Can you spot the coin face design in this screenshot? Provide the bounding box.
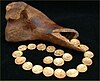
[37,43,46,51]
[82,57,93,66]
[53,58,64,66]
[66,69,79,78]
[54,68,66,79]
[54,49,64,56]
[43,67,54,77]
[43,56,53,64]
[70,39,80,47]
[22,62,33,70]
[80,44,89,51]
[18,45,27,51]
[84,51,94,58]
[28,43,36,50]
[46,46,56,53]
[76,64,88,72]
[15,57,26,65]
[32,65,43,74]
[62,53,73,61]
[12,50,23,58]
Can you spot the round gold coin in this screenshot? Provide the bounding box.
[70,39,80,47]
[84,51,94,58]
[22,62,33,70]
[62,53,73,62]
[54,49,64,56]
[53,58,64,66]
[43,67,54,77]
[54,68,66,79]
[15,57,26,65]
[66,69,79,78]
[28,43,36,50]
[12,50,23,58]
[46,46,56,53]
[18,45,27,51]
[79,44,89,51]
[43,56,53,64]
[32,65,43,74]
[82,57,93,66]
[76,64,88,72]
[37,43,46,51]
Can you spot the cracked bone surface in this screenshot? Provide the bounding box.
[5,2,85,52]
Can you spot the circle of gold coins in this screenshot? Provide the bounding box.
[12,38,94,79]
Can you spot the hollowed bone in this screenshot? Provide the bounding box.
[5,2,85,52]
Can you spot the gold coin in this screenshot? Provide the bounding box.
[53,58,64,66]
[76,64,88,72]
[54,49,64,56]
[62,53,73,62]
[28,43,36,50]
[15,57,26,65]
[66,69,79,78]
[12,50,23,58]
[22,62,33,70]
[84,51,94,58]
[18,45,27,51]
[43,67,54,77]
[32,65,43,74]
[37,43,46,51]
[80,44,89,51]
[43,56,53,64]
[70,39,80,47]
[54,68,66,79]
[46,46,56,53]
[82,57,93,66]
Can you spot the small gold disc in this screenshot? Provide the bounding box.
[43,56,53,64]
[66,69,79,78]
[12,50,23,58]
[82,57,93,66]
[84,51,94,58]
[28,43,36,50]
[22,62,33,70]
[43,67,54,77]
[46,46,56,53]
[53,58,64,66]
[18,45,27,51]
[76,64,88,72]
[62,53,73,62]
[54,68,66,79]
[37,43,46,51]
[32,65,43,74]
[54,49,64,56]
[15,57,26,65]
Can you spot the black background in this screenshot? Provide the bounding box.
[1,1,99,80]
